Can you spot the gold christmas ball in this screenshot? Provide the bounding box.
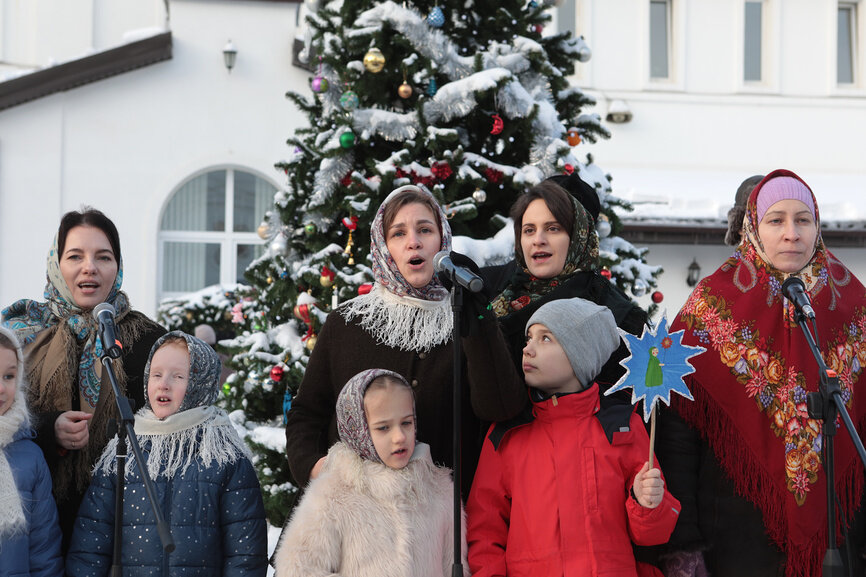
[363,48,386,73]
[305,334,318,351]
[320,275,334,288]
[398,82,413,99]
[257,223,270,239]
[267,276,273,284]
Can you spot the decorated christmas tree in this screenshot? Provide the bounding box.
[220,0,661,526]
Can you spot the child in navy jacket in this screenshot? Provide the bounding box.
[67,331,267,576]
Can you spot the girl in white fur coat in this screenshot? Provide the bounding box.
[273,368,467,577]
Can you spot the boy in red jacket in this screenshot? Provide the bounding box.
[466,298,680,577]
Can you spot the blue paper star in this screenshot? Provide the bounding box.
[605,313,706,421]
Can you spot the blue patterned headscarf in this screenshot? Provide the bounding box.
[336,368,416,463]
[1,233,127,408]
[369,185,452,301]
[143,331,221,413]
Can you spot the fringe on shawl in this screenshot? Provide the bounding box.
[94,410,251,480]
[339,285,453,353]
[674,377,866,577]
[25,312,154,501]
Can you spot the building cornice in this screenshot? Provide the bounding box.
[621,224,866,248]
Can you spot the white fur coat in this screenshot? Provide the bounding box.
[273,442,468,577]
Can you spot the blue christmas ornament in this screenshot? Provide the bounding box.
[427,78,438,96]
[340,90,359,111]
[529,0,538,6]
[283,388,293,424]
[427,6,445,28]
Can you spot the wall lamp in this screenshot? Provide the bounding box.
[686,259,701,287]
[606,99,633,124]
[223,39,237,73]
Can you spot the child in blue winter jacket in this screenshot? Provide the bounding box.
[66,331,267,576]
[0,326,63,577]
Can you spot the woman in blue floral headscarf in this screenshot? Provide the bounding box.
[1,207,165,554]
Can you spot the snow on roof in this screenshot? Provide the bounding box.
[609,167,866,229]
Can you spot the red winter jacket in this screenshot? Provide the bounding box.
[466,384,680,577]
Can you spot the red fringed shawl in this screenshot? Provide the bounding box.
[671,172,866,577]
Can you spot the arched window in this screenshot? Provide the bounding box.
[159,168,277,300]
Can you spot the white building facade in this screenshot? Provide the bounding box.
[1,0,864,317]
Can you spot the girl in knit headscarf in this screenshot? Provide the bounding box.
[659,169,866,577]
[285,185,525,497]
[274,368,465,577]
[66,331,267,577]
[0,326,63,577]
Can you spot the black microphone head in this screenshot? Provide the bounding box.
[432,251,450,272]
[92,302,116,320]
[781,276,806,296]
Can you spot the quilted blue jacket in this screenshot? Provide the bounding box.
[66,437,267,577]
[0,429,63,577]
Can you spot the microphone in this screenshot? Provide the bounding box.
[93,302,123,359]
[781,277,815,320]
[433,251,484,293]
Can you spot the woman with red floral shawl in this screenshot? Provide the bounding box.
[657,169,866,577]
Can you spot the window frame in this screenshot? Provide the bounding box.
[157,166,279,301]
[736,0,779,93]
[838,2,858,85]
[644,0,684,90]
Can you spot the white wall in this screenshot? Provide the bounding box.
[567,0,866,316]
[0,0,308,317]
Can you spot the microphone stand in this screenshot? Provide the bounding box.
[101,350,174,576]
[792,310,866,577]
[447,276,465,577]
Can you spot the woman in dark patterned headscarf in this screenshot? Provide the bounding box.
[484,176,647,378]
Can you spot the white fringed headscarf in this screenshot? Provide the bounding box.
[0,325,30,538]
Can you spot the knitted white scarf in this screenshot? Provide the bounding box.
[94,405,251,480]
[0,377,30,538]
[339,283,453,353]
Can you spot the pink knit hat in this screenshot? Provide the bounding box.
[755,176,815,223]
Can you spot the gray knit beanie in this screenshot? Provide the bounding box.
[725,175,764,246]
[526,298,620,389]
[143,330,222,412]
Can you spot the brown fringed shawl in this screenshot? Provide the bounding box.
[671,170,866,577]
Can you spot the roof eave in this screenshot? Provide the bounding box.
[0,31,172,112]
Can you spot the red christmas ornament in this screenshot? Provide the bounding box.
[321,266,336,282]
[600,268,612,280]
[490,114,504,135]
[563,164,575,175]
[484,167,503,184]
[567,127,581,146]
[395,168,408,179]
[651,291,664,304]
[431,161,453,181]
[340,173,353,186]
[293,303,313,324]
[358,283,373,295]
[342,215,359,231]
[270,365,284,382]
